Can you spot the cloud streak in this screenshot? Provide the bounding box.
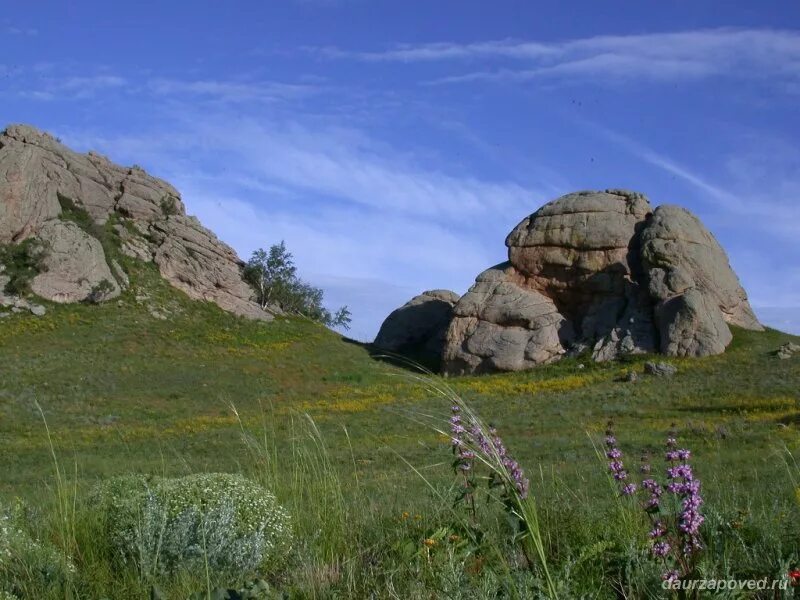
[316,28,800,86]
[147,78,316,103]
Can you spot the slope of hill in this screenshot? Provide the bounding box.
[1,251,799,596]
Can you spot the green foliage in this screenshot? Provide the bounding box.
[0,273,797,597]
[157,578,279,600]
[243,241,352,329]
[57,193,123,262]
[159,195,180,217]
[0,499,75,598]
[57,193,99,234]
[0,239,48,296]
[90,473,292,578]
[87,278,116,304]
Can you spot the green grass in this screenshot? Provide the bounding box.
[1,260,799,597]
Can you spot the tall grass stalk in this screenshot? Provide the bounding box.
[34,400,77,597]
[231,404,357,592]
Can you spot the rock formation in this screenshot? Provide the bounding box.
[373,289,459,366]
[0,124,270,319]
[377,189,762,375]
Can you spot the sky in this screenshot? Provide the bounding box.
[1,1,799,340]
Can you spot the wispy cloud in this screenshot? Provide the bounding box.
[5,26,37,36]
[316,29,800,87]
[95,115,541,223]
[147,78,316,103]
[14,73,128,101]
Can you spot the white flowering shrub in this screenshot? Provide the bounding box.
[90,473,292,577]
[0,499,74,597]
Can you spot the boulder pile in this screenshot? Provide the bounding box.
[375,189,762,375]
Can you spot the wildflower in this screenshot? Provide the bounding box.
[423,538,436,548]
[601,423,705,584]
[649,521,666,538]
[450,405,474,476]
[473,420,528,497]
[652,540,670,557]
[662,570,681,584]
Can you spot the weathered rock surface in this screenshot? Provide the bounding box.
[424,189,761,375]
[373,289,459,365]
[30,220,120,303]
[641,205,762,356]
[776,342,800,359]
[0,124,271,319]
[151,215,268,320]
[644,362,678,377]
[442,263,572,375]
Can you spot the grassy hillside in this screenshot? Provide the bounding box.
[1,258,799,597]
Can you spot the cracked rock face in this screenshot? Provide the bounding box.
[402,189,761,375]
[30,220,121,303]
[0,124,270,319]
[442,263,572,375]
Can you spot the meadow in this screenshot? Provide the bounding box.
[1,258,799,598]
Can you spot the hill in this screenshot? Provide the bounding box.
[1,253,799,597]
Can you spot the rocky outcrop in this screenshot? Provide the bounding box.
[442,264,571,375]
[30,220,120,303]
[0,124,270,319]
[641,204,762,356]
[374,289,459,366]
[150,215,267,320]
[419,189,761,375]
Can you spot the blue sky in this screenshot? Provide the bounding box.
[2,1,799,339]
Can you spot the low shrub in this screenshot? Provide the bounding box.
[86,278,116,304]
[89,473,292,578]
[159,195,180,216]
[0,499,74,598]
[0,239,48,296]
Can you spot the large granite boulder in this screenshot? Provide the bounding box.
[442,263,571,375]
[0,124,270,320]
[641,204,762,356]
[505,189,651,300]
[30,220,120,303]
[373,289,459,366]
[430,189,761,375]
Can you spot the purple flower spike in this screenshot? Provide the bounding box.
[601,422,705,583]
[652,541,671,557]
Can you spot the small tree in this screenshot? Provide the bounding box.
[243,241,352,330]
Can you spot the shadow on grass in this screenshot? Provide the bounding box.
[339,336,442,374]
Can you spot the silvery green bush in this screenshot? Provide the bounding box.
[0,499,74,597]
[90,473,292,577]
